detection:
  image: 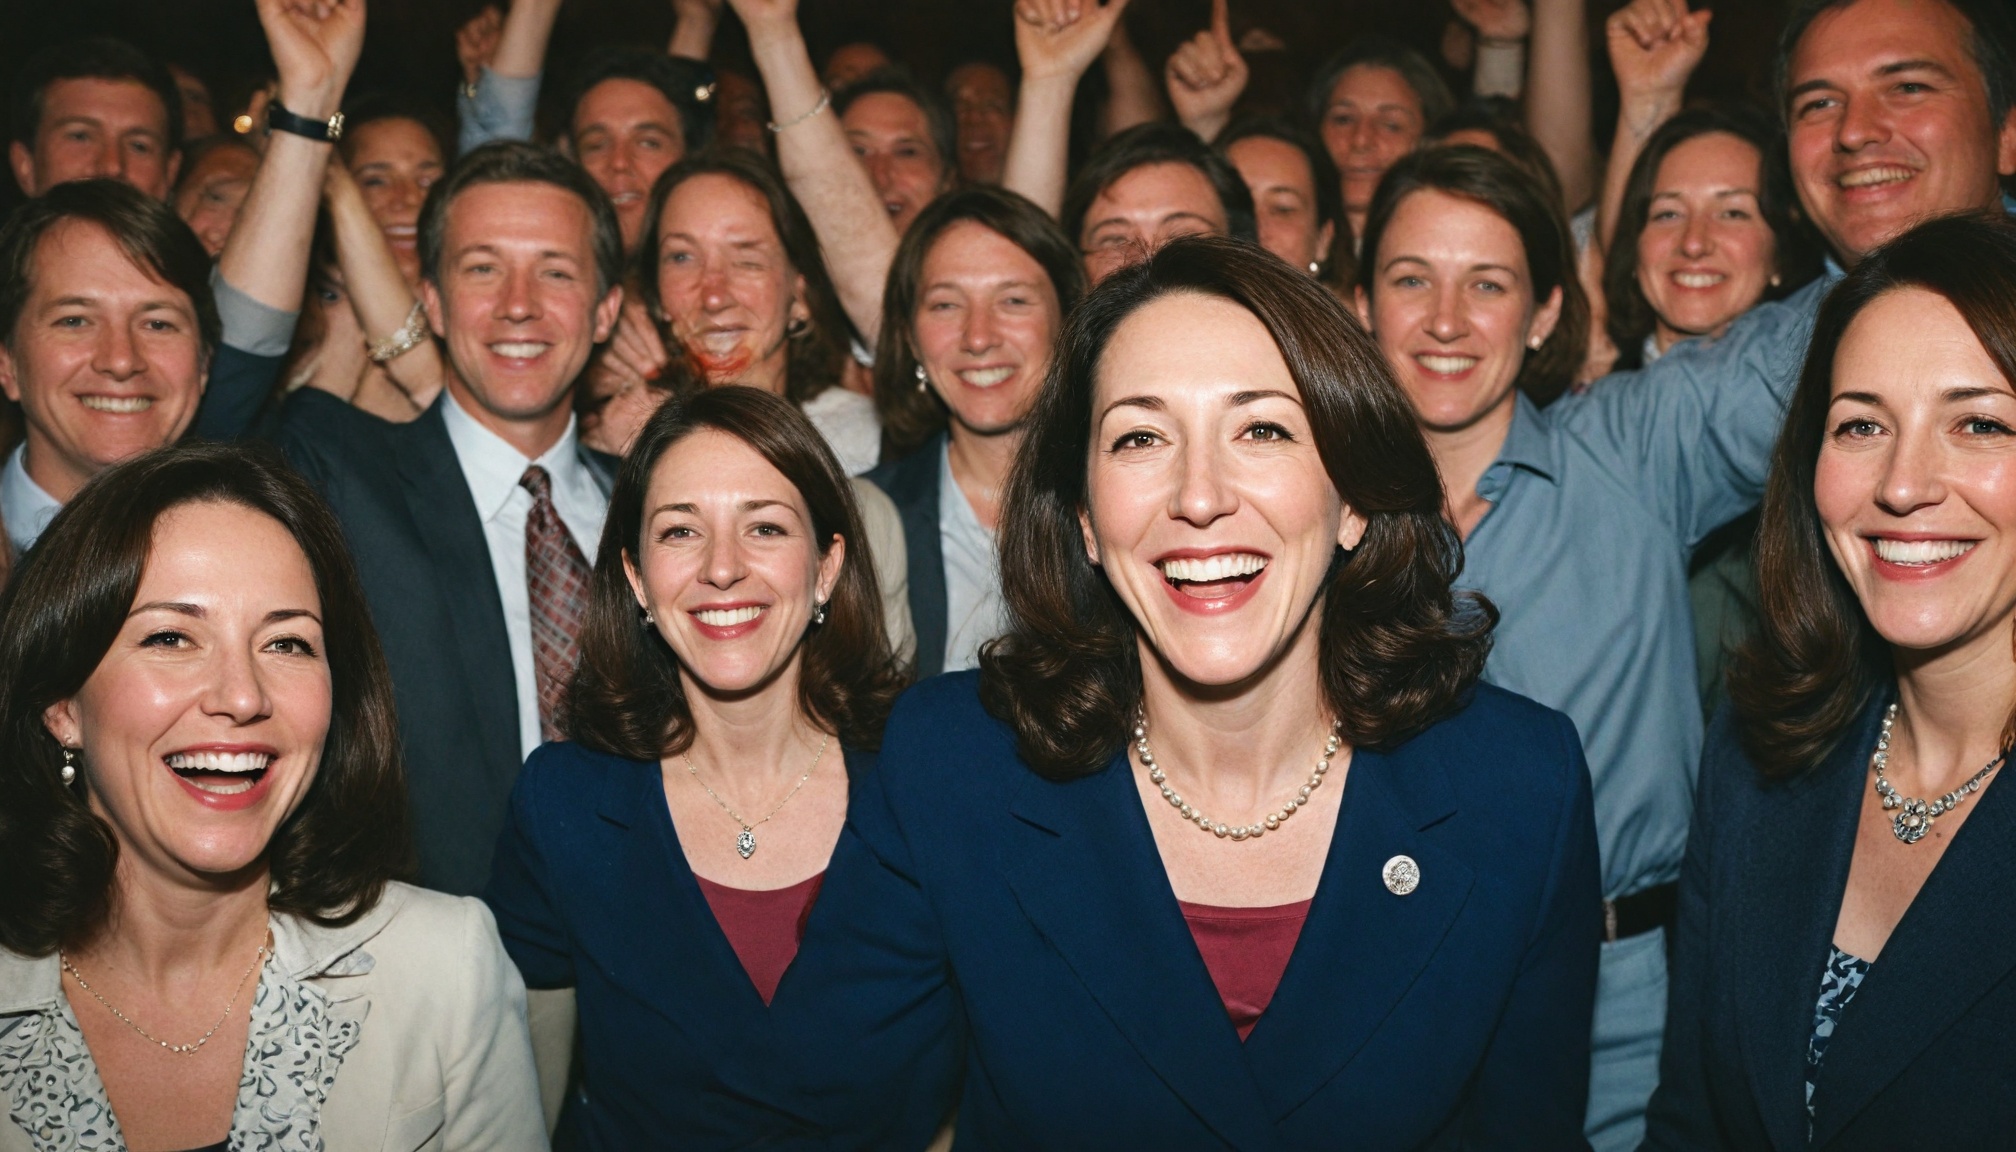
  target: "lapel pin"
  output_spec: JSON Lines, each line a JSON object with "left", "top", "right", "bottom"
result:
{"left": 1382, "top": 855, "right": 1420, "bottom": 896}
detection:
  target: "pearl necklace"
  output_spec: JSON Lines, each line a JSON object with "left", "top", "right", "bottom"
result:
{"left": 1133, "top": 712, "right": 1343, "bottom": 841}
{"left": 1872, "top": 703, "right": 2005, "bottom": 845}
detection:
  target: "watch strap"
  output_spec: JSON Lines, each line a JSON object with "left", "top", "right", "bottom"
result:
{"left": 266, "top": 102, "right": 345, "bottom": 143}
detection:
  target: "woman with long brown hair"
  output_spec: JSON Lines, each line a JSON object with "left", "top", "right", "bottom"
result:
{"left": 1644, "top": 214, "right": 2016, "bottom": 1148}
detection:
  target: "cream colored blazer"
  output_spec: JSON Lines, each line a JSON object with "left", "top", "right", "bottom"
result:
{"left": 0, "top": 883, "right": 547, "bottom": 1152}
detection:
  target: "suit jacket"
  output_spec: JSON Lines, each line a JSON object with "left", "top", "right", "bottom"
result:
{"left": 1641, "top": 700, "right": 2016, "bottom": 1151}
{"left": 864, "top": 435, "right": 947, "bottom": 678}
{"left": 776, "top": 673, "right": 1603, "bottom": 1150}
{"left": 0, "top": 883, "right": 546, "bottom": 1152}
{"left": 275, "top": 388, "right": 614, "bottom": 895}
{"left": 484, "top": 740, "right": 958, "bottom": 1151}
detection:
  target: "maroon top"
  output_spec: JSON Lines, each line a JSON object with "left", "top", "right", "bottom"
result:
{"left": 693, "top": 871, "right": 826, "bottom": 1005}
{"left": 1179, "top": 897, "right": 1314, "bottom": 1041}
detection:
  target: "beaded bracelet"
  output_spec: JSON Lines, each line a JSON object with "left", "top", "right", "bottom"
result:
{"left": 767, "top": 88, "right": 831, "bottom": 133}
{"left": 368, "top": 301, "right": 430, "bottom": 364}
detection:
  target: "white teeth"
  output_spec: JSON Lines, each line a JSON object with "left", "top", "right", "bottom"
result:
{"left": 385, "top": 224, "right": 416, "bottom": 236}
{"left": 1874, "top": 539, "right": 1974, "bottom": 565}
{"left": 695, "top": 605, "right": 764, "bottom": 626}
{"left": 490, "top": 342, "right": 548, "bottom": 359}
{"left": 612, "top": 192, "right": 642, "bottom": 204}
{"left": 956, "top": 366, "right": 1015, "bottom": 387}
{"left": 1416, "top": 354, "right": 1478, "bottom": 375}
{"left": 166, "top": 751, "right": 272, "bottom": 773}
{"left": 1839, "top": 166, "right": 1914, "bottom": 189}
{"left": 697, "top": 330, "right": 744, "bottom": 353}
{"left": 1159, "top": 553, "right": 1268, "bottom": 583}
{"left": 1672, "top": 272, "right": 1726, "bottom": 289}
{"left": 80, "top": 395, "right": 153, "bottom": 413}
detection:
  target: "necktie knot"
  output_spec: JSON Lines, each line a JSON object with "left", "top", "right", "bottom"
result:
{"left": 520, "top": 465, "right": 553, "bottom": 502}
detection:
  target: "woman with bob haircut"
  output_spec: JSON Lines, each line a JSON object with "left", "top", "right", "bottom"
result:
{"left": 1644, "top": 215, "right": 2016, "bottom": 1148}
{"left": 484, "top": 388, "right": 952, "bottom": 1149}
{"left": 770, "top": 236, "right": 1603, "bottom": 1148}
{"left": 0, "top": 442, "right": 544, "bottom": 1151}
{"left": 868, "top": 184, "right": 1086, "bottom": 678}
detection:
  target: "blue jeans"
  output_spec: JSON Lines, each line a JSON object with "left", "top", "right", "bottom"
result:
{"left": 1585, "top": 928, "right": 1668, "bottom": 1152}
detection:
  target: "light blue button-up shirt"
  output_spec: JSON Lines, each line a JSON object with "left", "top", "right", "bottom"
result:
{"left": 1461, "top": 272, "right": 1829, "bottom": 900}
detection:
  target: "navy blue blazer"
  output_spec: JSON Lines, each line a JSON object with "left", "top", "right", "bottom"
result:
{"left": 777, "top": 672, "right": 1603, "bottom": 1150}
{"left": 864, "top": 434, "right": 947, "bottom": 678}
{"left": 1642, "top": 700, "right": 2016, "bottom": 1151}
{"left": 484, "top": 740, "right": 959, "bottom": 1151}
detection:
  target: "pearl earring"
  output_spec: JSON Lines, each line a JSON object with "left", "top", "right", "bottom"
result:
{"left": 1769, "top": 274, "right": 1782, "bottom": 288}
{"left": 61, "top": 748, "right": 76, "bottom": 786}
{"left": 812, "top": 600, "right": 828, "bottom": 626}
{"left": 640, "top": 606, "right": 655, "bottom": 626}
{"left": 914, "top": 363, "right": 929, "bottom": 393}
{"left": 1308, "top": 261, "right": 1321, "bottom": 274}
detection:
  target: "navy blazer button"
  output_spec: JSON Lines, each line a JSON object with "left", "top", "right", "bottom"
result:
{"left": 1383, "top": 855, "right": 1421, "bottom": 896}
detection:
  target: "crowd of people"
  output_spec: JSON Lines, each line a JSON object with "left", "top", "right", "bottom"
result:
{"left": 0, "top": 0, "right": 2012, "bottom": 1147}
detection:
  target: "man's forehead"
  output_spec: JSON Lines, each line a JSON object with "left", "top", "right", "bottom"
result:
{"left": 1791, "top": 0, "right": 1978, "bottom": 85}
{"left": 443, "top": 181, "right": 596, "bottom": 252}
{"left": 574, "top": 78, "right": 680, "bottom": 131}
{"left": 39, "top": 75, "right": 171, "bottom": 132}
{"left": 29, "top": 218, "right": 187, "bottom": 304}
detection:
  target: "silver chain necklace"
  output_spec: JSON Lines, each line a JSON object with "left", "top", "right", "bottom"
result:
{"left": 1872, "top": 703, "right": 2005, "bottom": 844}
{"left": 684, "top": 734, "right": 830, "bottom": 859}
{"left": 60, "top": 930, "right": 271, "bottom": 1056}
{"left": 1134, "top": 711, "right": 1342, "bottom": 841}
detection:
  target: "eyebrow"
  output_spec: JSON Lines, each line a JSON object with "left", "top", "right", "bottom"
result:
{"left": 1379, "top": 255, "right": 1518, "bottom": 276}
{"left": 655, "top": 498, "right": 796, "bottom": 515}
{"left": 1097, "top": 388, "right": 1302, "bottom": 423}
{"left": 45, "top": 294, "right": 190, "bottom": 313}
{"left": 1833, "top": 385, "right": 2016, "bottom": 405}
{"left": 1650, "top": 187, "right": 1759, "bottom": 200}
{"left": 128, "top": 602, "right": 321, "bottom": 625}
{"left": 456, "top": 244, "right": 582, "bottom": 264}
{"left": 1329, "top": 99, "right": 1413, "bottom": 114}
{"left": 1789, "top": 58, "right": 1953, "bottom": 101}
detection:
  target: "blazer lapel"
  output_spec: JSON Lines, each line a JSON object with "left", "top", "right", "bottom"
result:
{"left": 1810, "top": 741, "right": 2016, "bottom": 1147}
{"left": 1244, "top": 741, "right": 1474, "bottom": 1118}
{"left": 1727, "top": 711, "right": 1871, "bottom": 1152}
{"left": 394, "top": 404, "right": 521, "bottom": 784}
{"left": 1001, "top": 756, "right": 1286, "bottom": 1152}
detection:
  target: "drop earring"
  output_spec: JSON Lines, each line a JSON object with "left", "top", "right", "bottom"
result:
{"left": 812, "top": 600, "right": 828, "bottom": 626}
{"left": 914, "top": 363, "right": 929, "bottom": 393}
{"left": 640, "top": 605, "right": 655, "bottom": 626}
{"left": 61, "top": 748, "right": 76, "bottom": 786}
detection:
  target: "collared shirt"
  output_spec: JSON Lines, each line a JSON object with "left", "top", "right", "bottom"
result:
{"left": 0, "top": 445, "right": 62, "bottom": 557}
{"left": 938, "top": 440, "right": 1005, "bottom": 673}
{"left": 442, "top": 389, "right": 607, "bottom": 762}
{"left": 1464, "top": 272, "right": 1830, "bottom": 901}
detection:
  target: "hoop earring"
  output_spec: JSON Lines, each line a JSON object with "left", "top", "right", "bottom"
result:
{"left": 61, "top": 747, "right": 76, "bottom": 786}
{"left": 914, "top": 363, "right": 929, "bottom": 393}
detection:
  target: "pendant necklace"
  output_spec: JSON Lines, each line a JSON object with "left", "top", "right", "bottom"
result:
{"left": 685, "top": 733, "right": 831, "bottom": 858}
{"left": 1871, "top": 703, "right": 2004, "bottom": 844}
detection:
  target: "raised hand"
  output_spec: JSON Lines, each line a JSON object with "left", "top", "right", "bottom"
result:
{"left": 1606, "top": 0, "right": 1710, "bottom": 106}
{"left": 1014, "top": 0, "right": 1132, "bottom": 84}
{"left": 725, "top": 0, "right": 799, "bottom": 40}
{"left": 456, "top": 5, "right": 504, "bottom": 86}
{"left": 259, "top": 0, "right": 367, "bottom": 121}
{"left": 1165, "top": 0, "right": 1246, "bottom": 142}
{"left": 1452, "top": 0, "right": 1531, "bottom": 43}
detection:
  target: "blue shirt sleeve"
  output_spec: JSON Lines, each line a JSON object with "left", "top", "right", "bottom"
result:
{"left": 459, "top": 67, "right": 542, "bottom": 155}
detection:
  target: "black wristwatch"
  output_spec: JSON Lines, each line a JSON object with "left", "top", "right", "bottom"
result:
{"left": 266, "top": 102, "right": 345, "bottom": 143}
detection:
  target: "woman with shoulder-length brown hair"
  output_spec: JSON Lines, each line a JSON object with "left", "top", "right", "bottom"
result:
{"left": 1644, "top": 214, "right": 2016, "bottom": 1149}
{"left": 0, "top": 441, "right": 545, "bottom": 1152}
{"left": 767, "top": 236, "right": 1603, "bottom": 1148}
{"left": 482, "top": 387, "right": 956, "bottom": 1149}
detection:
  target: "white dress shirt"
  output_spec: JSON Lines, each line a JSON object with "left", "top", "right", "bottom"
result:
{"left": 1, "top": 445, "right": 63, "bottom": 556}
{"left": 442, "top": 390, "right": 608, "bottom": 762}
{"left": 937, "top": 440, "right": 1006, "bottom": 674}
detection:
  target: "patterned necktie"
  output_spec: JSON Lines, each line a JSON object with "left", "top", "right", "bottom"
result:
{"left": 521, "top": 465, "right": 592, "bottom": 743}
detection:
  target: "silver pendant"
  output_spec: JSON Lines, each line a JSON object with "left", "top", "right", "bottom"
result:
{"left": 1892, "top": 800, "right": 1931, "bottom": 844}
{"left": 736, "top": 828, "right": 757, "bottom": 859}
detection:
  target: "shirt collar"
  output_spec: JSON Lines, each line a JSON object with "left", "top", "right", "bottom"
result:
{"left": 2, "top": 443, "right": 64, "bottom": 555}
{"left": 1489, "top": 391, "right": 1562, "bottom": 486}
{"left": 440, "top": 387, "right": 584, "bottom": 522}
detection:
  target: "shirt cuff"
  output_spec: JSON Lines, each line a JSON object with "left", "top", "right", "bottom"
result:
{"left": 459, "top": 67, "right": 542, "bottom": 155}
{"left": 212, "top": 265, "right": 298, "bottom": 358}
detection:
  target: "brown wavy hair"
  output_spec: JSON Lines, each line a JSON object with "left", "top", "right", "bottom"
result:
{"left": 0, "top": 442, "right": 412, "bottom": 956}
{"left": 565, "top": 386, "right": 906, "bottom": 758}
{"left": 980, "top": 236, "right": 1495, "bottom": 779}
{"left": 1731, "top": 213, "right": 2016, "bottom": 778}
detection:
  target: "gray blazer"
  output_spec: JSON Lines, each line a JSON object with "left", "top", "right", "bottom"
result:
{"left": 0, "top": 883, "right": 547, "bottom": 1152}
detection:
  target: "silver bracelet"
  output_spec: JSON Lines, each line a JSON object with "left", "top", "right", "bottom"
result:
{"left": 367, "top": 301, "right": 429, "bottom": 364}
{"left": 766, "top": 88, "right": 831, "bottom": 133}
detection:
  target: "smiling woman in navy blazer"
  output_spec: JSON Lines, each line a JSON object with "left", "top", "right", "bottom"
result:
{"left": 774, "top": 237, "right": 1604, "bottom": 1149}
{"left": 1643, "top": 217, "right": 2016, "bottom": 1150}
{"left": 484, "top": 388, "right": 956, "bottom": 1149}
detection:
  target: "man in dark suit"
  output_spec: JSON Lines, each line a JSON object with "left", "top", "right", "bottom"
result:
{"left": 272, "top": 141, "right": 624, "bottom": 895}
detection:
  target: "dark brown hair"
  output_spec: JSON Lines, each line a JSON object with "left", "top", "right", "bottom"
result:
{"left": 9, "top": 37, "right": 181, "bottom": 155}
{"left": 1061, "top": 122, "right": 1258, "bottom": 253}
{"left": 635, "top": 151, "right": 856, "bottom": 406}
{"left": 1305, "top": 36, "right": 1456, "bottom": 142}
{"left": 980, "top": 236, "right": 1495, "bottom": 779}
{"left": 833, "top": 66, "right": 956, "bottom": 189}
{"left": 1215, "top": 114, "right": 1356, "bottom": 289}
{"left": 1731, "top": 213, "right": 2016, "bottom": 777}
{"left": 565, "top": 386, "right": 906, "bottom": 758}
{"left": 1358, "top": 145, "right": 1589, "bottom": 408}
{"left": 0, "top": 179, "right": 221, "bottom": 364}
{"left": 873, "top": 186, "right": 1087, "bottom": 459}
{"left": 1774, "top": 0, "right": 2014, "bottom": 128}
{"left": 418, "top": 140, "right": 625, "bottom": 296}
{"left": 0, "top": 442, "right": 412, "bottom": 956}
{"left": 1603, "top": 104, "right": 1821, "bottom": 370}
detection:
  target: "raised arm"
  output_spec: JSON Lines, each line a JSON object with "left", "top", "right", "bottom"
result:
{"left": 1452, "top": 0, "right": 1530, "bottom": 101}
{"left": 730, "top": 0, "right": 898, "bottom": 347}
{"left": 456, "top": 0, "right": 564, "bottom": 153}
{"left": 216, "top": 0, "right": 366, "bottom": 345}
{"left": 1596, "top": 0, "right": 1710, "bottom": 249}
{"left": 325, "top": 161, "right": 445, "bottom": 409}
{"left": 1098, "top": 9, "right": 1161, "bottom": 138}
{"left": 1002, "top": 0, "right": 1133, "bottom": 219}
{"left": 1524, "top": 0, "right": 1596, "bottom": 212}
{"left": 1165, "top": 0, "right": 1247, "bottom": 146}
{"left": 668, "top": 0, "right": 723, "bottom": 61}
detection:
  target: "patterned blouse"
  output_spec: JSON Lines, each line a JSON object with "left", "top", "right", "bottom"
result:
{"left": 0, "top": 938, "right": 365, "bottom": 1152}
{"left": 1806, "top": 946, "right": 1873, "bottom": 1128}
